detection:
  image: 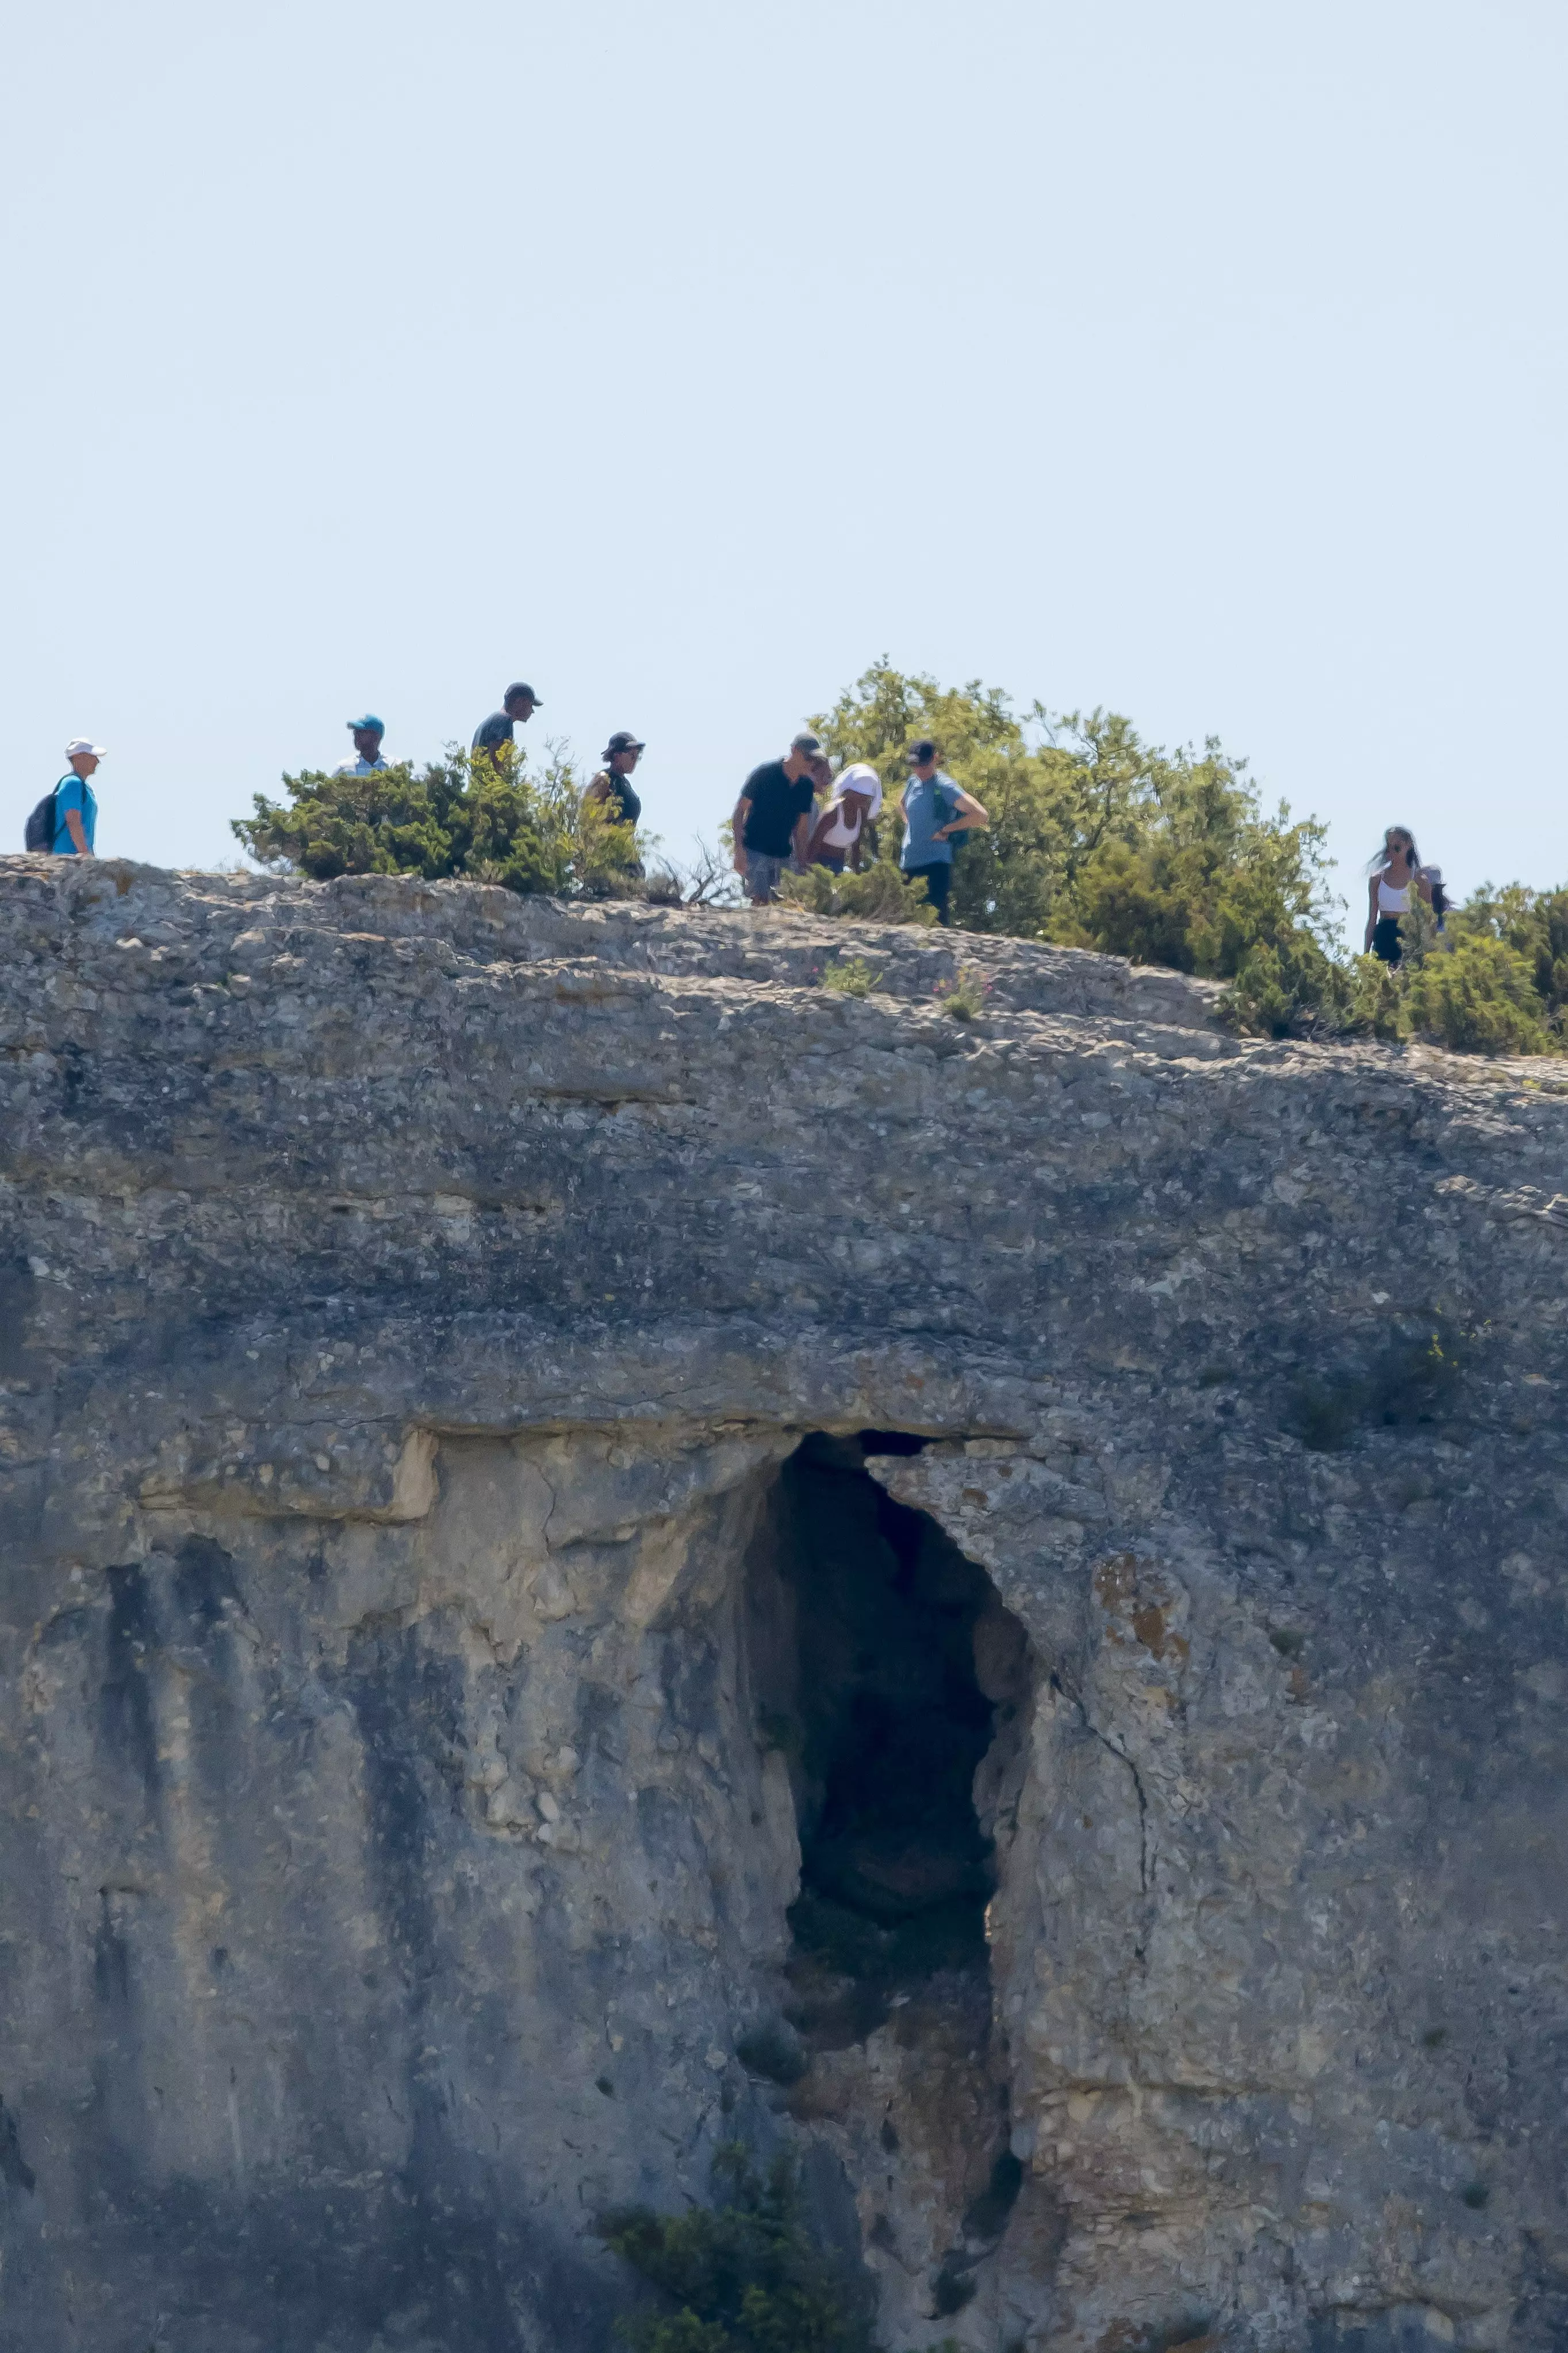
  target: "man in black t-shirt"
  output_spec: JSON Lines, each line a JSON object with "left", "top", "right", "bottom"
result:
{"left": 731, "top": 733, "right": 821, "bottom": 906}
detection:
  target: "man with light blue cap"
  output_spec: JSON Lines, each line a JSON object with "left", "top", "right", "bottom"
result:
{"left": 333, "top": 715, "right": 390, "bottom": 776}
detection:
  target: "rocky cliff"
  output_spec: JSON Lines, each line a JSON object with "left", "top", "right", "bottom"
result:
{"left": 2, "top": 856, "right": 1566, "bottom": 2353}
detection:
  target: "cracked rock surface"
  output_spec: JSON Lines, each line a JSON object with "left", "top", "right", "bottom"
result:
{"left": 2, "top": 857, "right": 1567, "bottom": 2352}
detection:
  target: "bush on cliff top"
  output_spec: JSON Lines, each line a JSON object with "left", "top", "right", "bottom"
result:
{"left": 812, "top": 662, "right": 1341, "bottom": 1029}
{"left": 232, "top": 744, "right": 639, "bottom": 898}
{"left": 812, "top": 661, "right": 1567, "bottom": 1053}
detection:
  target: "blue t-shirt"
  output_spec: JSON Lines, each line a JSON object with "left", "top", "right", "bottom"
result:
{"left": 52, "top": 773, "right": 98, "bottom": 854}
{"left": 900, "top": 773, "right": 961, "bottom": 870}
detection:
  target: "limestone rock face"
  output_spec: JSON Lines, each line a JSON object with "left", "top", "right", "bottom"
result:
{"left": 2, "top": 857, "right": 1566, "bottom": 2353}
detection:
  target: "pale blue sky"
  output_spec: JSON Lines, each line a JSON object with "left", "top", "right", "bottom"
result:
{"left": 3, "top": 0, "right": 1563, "bottom": 936}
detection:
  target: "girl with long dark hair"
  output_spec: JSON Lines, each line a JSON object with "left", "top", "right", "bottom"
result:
{"left": 1364, "top": 826, "right": 1433, "bottom": 965}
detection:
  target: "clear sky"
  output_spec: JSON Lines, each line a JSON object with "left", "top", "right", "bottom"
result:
{"left": 3, "top": 0, "right": 1563, "bottom": 937}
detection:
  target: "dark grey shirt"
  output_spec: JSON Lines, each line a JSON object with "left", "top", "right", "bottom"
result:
{"left": 472, "top": 711, "right": 515, "bottom": 754}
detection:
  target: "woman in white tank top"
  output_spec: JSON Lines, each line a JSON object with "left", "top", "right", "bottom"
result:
{"left": 1363, "top": 826, "right": 1433, "bottom": 965}
{"left": 806, "top": 762, "right": 883, "bottom": 875}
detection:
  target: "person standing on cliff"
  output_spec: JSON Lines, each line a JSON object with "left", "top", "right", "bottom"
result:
{"left": 1363, "top": 826, "right": 1433, "bottom": 965}
{"left": 584, "top": 731, "right": 645, "bottom": 828}
{"left": 584, "top": 732, "right": 646, "bottom": 876}
{"left": 333, "top": 716, "right": 390, "bottom": 776}
{"left": 731, "top": 733, "right": 819, "bottom": 906}
{"left": 30, "top": 738, "right": 103, "bottom": 856}
{"left": 899, "top": 740, "right": 988, "bottom": 926}
{"left": 472, "top": 683, "right": 541, "bottom": 760}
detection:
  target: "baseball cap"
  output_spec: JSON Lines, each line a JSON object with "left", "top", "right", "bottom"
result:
{"left": 907, "top": 739, "right": 938, "bottom": 763}
{"left": 505, "top": 683, "right": 542, "bottom": 705}
{"left": 64, "top": 737, "right": 106, "bottom": 758}
{"left": 791, "top": 731, "right": 823, "bottom": 754}
{"left": 347, "top": 714, "right": 385, "bottom": 733}
{"left": 603, "top": 731, "right": 646, "bottom": 757}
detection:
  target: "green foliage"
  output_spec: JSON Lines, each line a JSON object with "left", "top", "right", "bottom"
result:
{"left": 1340, "top": 953, "right": 1408, "bottom": 1042}
{"left": 1401, "top": 934, "right": 1556, "bottom": 1056}
{"left": 812, "top": 662, "right": 1340, "bottom": 1030}
{"left": 933, "top": 965, "right": 991, "bottom": 1021}
{"left": 1447, "top": 882, "right": 1568, "bottom": 1024}
{"left": 231, "top": 744, "right": 640, "bottom": 898}
{"left": 778, "top": 863, "right": 937, "bottom": 925}
{"left": 601, "top": 2148, "right": 871, "bottom": 2353}
{"left": 819, "top": 957, "right": 884, "bottom": 998}
{"left": 814, "top": 661, "right": 1568, "bottom": 1054}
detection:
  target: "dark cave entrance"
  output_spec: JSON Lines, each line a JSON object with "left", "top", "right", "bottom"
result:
{"left": 751, "top": 1434, "right": 1034, "bottom": 2053}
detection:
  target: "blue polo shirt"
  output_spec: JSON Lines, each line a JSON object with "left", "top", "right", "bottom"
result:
{"left": 52, "top": 773, "right": 98, "bottom": 855}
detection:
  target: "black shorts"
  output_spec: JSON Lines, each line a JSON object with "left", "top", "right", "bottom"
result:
{"left": 1372, "top": 915, "right": 1402, "bottom": 965}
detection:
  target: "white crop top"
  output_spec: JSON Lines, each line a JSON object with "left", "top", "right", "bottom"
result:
{"left": 818, "top": 798, "right": 865, "bottom": 851}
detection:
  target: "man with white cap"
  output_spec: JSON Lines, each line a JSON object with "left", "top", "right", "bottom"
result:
{"left": 33, "top": 739, "right": 104, "bottom": 856}
{"left": 806, "top": 760, "right": 881, "bottom": 875}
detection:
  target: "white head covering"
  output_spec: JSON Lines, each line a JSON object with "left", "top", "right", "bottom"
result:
{"left": 836, "top": 762, "right": 882, "bottom": 818}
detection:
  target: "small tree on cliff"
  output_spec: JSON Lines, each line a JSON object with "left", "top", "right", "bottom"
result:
{"left": 810, "top": 661, "right": 1342, "bottom": 1027}
{"left": 232, "top": 743, "right": 639, "bottom": 897}
{"left": 810, "top": 661, "right": 1568, "bottom": 1052}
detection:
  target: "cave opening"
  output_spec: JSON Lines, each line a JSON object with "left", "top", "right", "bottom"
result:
{"left": 750, "top": 1434, "right": 1033, "bottom": 2056}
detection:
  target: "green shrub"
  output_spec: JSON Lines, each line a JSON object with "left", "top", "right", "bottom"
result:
{"left": 808, "top": 663, "right": 1568, "bottom": 1054}
{"left": 231, "top": 744, "right": 639, "bottom": 898}
{"left": 601, "top": 2147, "right": 871, "bottom": 2353}
{"left": 1340, "top": 953, "right": 1407, "bottom": 1041}
{"left": 812, "top": 664, "right": 1340, "bottom": 1024}
{"left": 778, "top": 863, "right": 937, "bottom": 925}
{"left": 1401, "top": 936, "right": 1556, "bottom": 1056}
{"left": 933, "top": 965, "right": 991, "bottom": 1021}
{"left": 819, "top": 957, "right": 884, "bottom": 998}
{"left": 1446, "top": 882, "right": 1568, "bottom": 1026}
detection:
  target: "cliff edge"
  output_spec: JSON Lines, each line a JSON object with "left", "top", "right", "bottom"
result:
{"left": 2, "top": 858, "right": 1566, "bottom": 2352}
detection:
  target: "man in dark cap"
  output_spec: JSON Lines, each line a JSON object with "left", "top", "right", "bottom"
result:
{"left": 584, "top": 731, "right": 645, "bottom": 828}
{"left": 472, "top": 683, "right": 541, "bottom": 758}
{"left": 583, "top": 732, "right": 646, "bottom": 877}
{"left": 731, "top": 731, "right": 821, "bottom": 906}
{"left": 898, "top": 739, "right": 988, "bottom": 925}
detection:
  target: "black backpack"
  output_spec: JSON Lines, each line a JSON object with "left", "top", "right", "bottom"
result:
{"left": 24, "top": 790, "right": 58, "bottom": 853}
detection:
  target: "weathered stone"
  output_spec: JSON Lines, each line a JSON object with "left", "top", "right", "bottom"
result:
{"left": 1, "top": 855, "right": 1565, "bottom": 2351}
